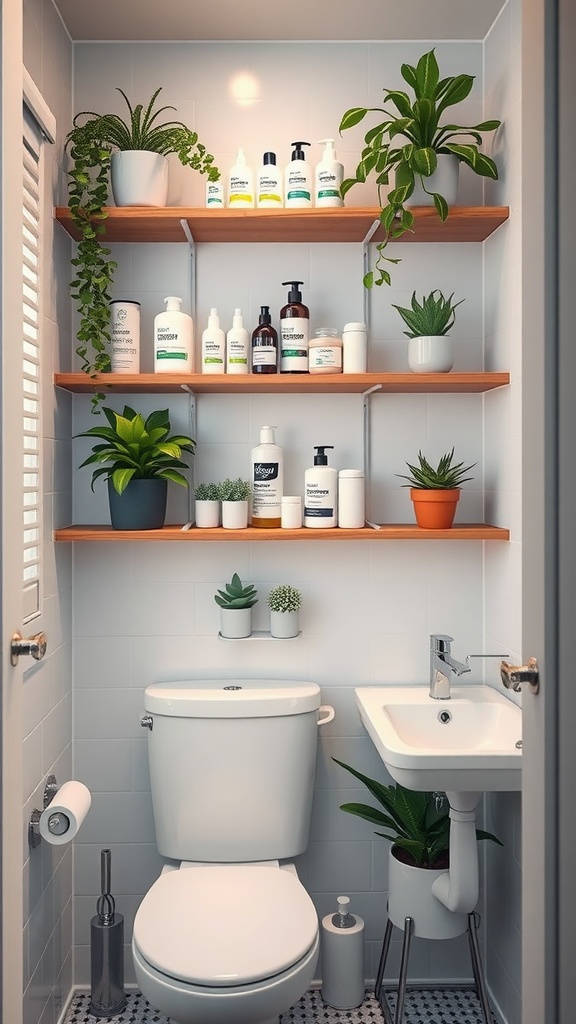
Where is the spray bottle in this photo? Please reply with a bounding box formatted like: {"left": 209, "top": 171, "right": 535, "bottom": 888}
{"left": 315, "top": 139, "right": 344, "bottom": 208}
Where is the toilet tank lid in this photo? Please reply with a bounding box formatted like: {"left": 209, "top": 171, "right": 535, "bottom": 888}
{"left": 144, "top": 679, "right": 321, "bottom": 717}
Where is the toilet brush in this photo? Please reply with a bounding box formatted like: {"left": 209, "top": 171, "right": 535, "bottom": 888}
{"left": 89, "top": 848, "right": 127, "bottom": 1018}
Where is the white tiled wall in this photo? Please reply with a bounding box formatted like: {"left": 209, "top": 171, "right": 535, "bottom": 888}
{"left": 68, "top": 30, "right": 522, "bottom": 1006}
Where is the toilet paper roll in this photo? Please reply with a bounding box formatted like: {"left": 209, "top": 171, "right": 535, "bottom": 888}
{"left": 321, "top": 909, "right": 365, "bottom": 1009}
{"left": 39, "top": 780, "right": 92, "bottom": 845}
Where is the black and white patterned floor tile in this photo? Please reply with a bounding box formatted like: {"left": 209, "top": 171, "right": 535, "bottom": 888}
{"left": 64, "top": 987, "right": 495, "bottom": 1023}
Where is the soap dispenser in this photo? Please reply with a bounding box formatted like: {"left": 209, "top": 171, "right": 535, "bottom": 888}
{"left": 285, "top": 141, "right": 312, "bottom": 208}
{"left": 304, "top": 445, "right": 337, "bottom": 528}
{"left": 315, "top": 139, "right": 344, "bottom": 208}
{"left": 280, "top": 280, "right": 309, "bottom": 373}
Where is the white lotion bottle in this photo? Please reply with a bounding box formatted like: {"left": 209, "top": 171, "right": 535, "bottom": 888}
{"left": 304, "top": 445, "right": 337, "bottom": 528}
{"left": 285, "top": 141, "right": 312, "bottom": 208}
{"left": 257, "top": 152, "right": 283, "bottom": 208}
{"left": 154, "top": 296, "right": 192, "bottom": 373}
{"left": 226, "top": 308, "right": 249, "bottom": 374}
{"left": 227, "top": 148, "right": 254, "bottom": 208}
{"left": 315, "top": 139, "right": 344, "bottom": 208}
{"left": 202, "top": 308, "right": 225, "bottom": 373}
{"left": 251, "top": 425, "right": 283, "bottom": 528}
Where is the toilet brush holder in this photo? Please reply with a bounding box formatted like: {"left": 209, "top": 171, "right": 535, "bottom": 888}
{"left": 89, "top": 849, "right": 127, "bottom": 1018}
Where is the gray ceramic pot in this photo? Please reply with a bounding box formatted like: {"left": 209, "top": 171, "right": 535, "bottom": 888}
{"left": 108, "top": 478, "right": 168, "bottom": 530}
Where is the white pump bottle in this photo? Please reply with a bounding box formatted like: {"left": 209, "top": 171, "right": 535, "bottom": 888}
{"left": 315, "top": 139, "right": 344, "bottom": 208}
{"left": 202, "top": 308, "right": 226, "bottom": 373}
{"left": 154, "top": 296, "right": 193, "bottom": 373}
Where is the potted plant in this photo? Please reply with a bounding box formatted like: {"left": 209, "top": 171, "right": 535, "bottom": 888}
{"left": 66, "top": 87, "right": 220, "bottom": 386}
{"left": 75, "top": 405, "right": 195, "bottom": 530}
{"left": 396, "top": 448, "right": 476, "bottom": 529}
{"left": 218, "top": 477, "right": 251, "bottom": 529}
{"left": 333, "top": 757, "right": 501, "bottom": 938}
{"left": 214, "top": 573, "right": 258, "bottom": 639}
{"left": 194, "top": 481, "right": 221, "bottom": 529}
{"left": 392, "top": 290, "right": 464, "bottom": 373}
{"left": 339, "top": 49, "right": 501, "bottom": 286}
{"left": 268, "top": 585, "right": 302, "bottom": 639}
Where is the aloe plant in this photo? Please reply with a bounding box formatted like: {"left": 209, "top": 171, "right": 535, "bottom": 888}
{"left": 397, "top": 448, "right": 476, "bottom": 490}
{"left": 214, "top": 573, "right": 258, "bottom": 610}
{"left": 268, "top": 585, "right": 302, "bottom": 614}
{"left": 218, "top": 477, "right": 251, "bottom": 501}
{"left": 392, "top": 290, "right": 464, "bottom": 338}
{"left": 194, "top": 481, "right": 220, "bottom": 501}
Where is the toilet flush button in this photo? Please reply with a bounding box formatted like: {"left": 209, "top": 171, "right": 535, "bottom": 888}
{"left": 223, "top": 685, "right": 242, "bottom": 690}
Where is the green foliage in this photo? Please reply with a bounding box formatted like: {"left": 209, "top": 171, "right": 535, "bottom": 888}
{"left": 194, "top": 481, "right": 220, "bottom": 501}
{"left": 333, "top": 757, "right": 502, "bottom": 868}
{"left": 218, "top": 477, "right": 251, "bottom": 501}
{"left": 339, "top": 49, "right": 501, "bottom": 286}
{"left": 392, "top": 290, "right": 464, "bottom": 338}
{"left": 397, "top": 448, "right": 476, "bottom": 490}
{"left": 214, "top": 573, "right": 258, "bottom": 609}
{"left": 75, "top": 405, "right": 195, "bottom": 495}
{"left": 268, "top": 584, "right": 302, "bottom": 613}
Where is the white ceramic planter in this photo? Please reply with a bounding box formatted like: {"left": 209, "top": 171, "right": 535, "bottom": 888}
{"left": 270, "top": 609, "right": 300, "bottom": 639}
{"left": 409, "top": 154, "right": 459, "bottom": 207}
{"left": 219, "top": 607, "right": 252, "bottom": 639}
{"left": 388, "top": 848, "right": 467, "bottom": 940}
{"left": 408, "top": 335, "right": 454, "bottom": 373}
{"left": 194, "top": 499, "right": 220, "bottom": 528}
{"left": 221, "top": 500, "right": 249, "bottom": 529}
{"left": 110, "top": 151, "right": 169, "bottom": 207}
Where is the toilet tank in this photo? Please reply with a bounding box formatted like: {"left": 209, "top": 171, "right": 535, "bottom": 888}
{"left": 143, "top": 679, "right": 322, "bottom": 862}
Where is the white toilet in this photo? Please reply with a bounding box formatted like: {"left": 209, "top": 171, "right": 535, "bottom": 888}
{"left": 132, "top": 678, "right": 334, "bottom": 1024}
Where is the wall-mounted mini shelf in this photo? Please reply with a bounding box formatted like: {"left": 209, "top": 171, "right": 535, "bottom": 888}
{"left": 218, "top": 630, "right": 302, "bottom": 640}
{"left": 54, "top": 206, "right": 509, "bottom": 245}
{"left": 54, "top": 524, "right": 510, "bottom": 543}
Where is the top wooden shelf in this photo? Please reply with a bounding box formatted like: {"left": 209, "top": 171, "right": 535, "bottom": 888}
{"left": 54, "top": 206, "right": 509, "bottom": 245}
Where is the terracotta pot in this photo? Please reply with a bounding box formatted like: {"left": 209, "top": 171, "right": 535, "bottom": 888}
{"left": 410, "top": 488, "right": 460, "bottom": 529}
{"left": 388, "top": 848, "right": 467, "bottom": 940}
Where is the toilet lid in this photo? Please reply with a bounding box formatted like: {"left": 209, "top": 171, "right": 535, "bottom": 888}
{"left": 134, "top": 865, "right": 318, "bottom": 986}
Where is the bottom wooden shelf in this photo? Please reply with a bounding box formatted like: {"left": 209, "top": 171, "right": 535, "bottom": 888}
{"left": 54, "top": 524, "right": 510, "bottom": 542}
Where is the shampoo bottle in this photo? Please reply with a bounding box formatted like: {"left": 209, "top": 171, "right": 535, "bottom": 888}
{"left": 257, "top": 152, "right": 283, "bottom": 208}
{"left": 226, "top": 308, "right": 249, "bottom": 374}
{"left": 251, "top": 306, "right": 278, "bottom": 374}
{"left": 201, "top": 308, "right": 225, "bottom": 373}
{"left": 304, "top": 445, "right": 337, "bottom": 528}
{"left": 154, "top": 296, "right": 192, "bottom": 373}
{"left": 315, "top": 139, "right": 344, "bottom": 207}
{"left": 227, "top": 148, "right": 254, "bottom": 208}
{"left": 285, "top": 141, "right": 312, "bottom": 208}
{"left": 251, "top": 425, "right": 284, "bottom": 528}
{"left": 280, "top": 280, "right": 309, "bottom": 373}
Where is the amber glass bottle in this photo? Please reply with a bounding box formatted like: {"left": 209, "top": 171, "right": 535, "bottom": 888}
{"left": 251, "top": 306, "right": 278, "bottom": 373}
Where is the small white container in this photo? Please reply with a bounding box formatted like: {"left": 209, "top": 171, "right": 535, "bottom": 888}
{"left": 338, "top": 470, "right": 365, "bottom": 529}
{"left": 342, "top": 322, "right": 367, "bottom": 373}
{"left": 110, "top": 300, "right": 140, "bottom": 372}
{"left": 281, "top": 496, "right": 302, "bottom": 529}
{"left": 308, "top": 329, "right": 343, "bottom": 374}
{"left": 205, "top": 180, "right": 224, "bottom": 209}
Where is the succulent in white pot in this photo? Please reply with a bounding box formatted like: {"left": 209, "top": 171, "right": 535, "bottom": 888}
{"left": 392, "top": 290, "right": 464, "bottom": 373}
{"left": 215, "top": 573, "right": 258, "bottom": 639}
{"left": 219, "top": 477, "right": 251, "bottom": 529}
{"left": 268, "top": 584, "right": 302, "bottom": 639}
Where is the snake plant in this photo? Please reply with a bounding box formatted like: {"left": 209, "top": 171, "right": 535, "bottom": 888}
{"left": 392, "top": 290, "right": 464, "bottom": 338}
{"left": 397, "top": 448, "right": 476, "bottom": 490}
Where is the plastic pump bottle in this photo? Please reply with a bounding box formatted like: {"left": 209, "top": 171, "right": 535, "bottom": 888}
{"left": 226, "top": 309, "right": 249, "bottom": 374}
{"left": 251, "top": 425, "right": 284, "bottom": 528}
{"left": 304, "top": 445, "right": 337, "bottom": 528}
{"left": 227, "top": 148, "right": 254, "bottom": 208}
{"left": 315, "top": 139, "right": 344, "bottom": 208}
{"left": 285, "top": 141, "right": 312, "bottom": 208}
{"left": 201, "top": 308, "right": 225, "bottom": 373}
{"left": 280, "top": 280, "right": 309, "bottom": 373}
{"left": 257, "top": 152, "right": 283, "bottom": 208}
{"left": 154, "top": 296, "right": 193, "bottom": 373}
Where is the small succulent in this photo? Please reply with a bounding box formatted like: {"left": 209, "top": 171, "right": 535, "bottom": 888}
{"left": 268, "top": 585, "right": 302, "bottom": 614}
{"left": 214, "top": 573, "right": 258, "bottom": 609}
{"left": 195, "top": 481, "right": 220, "bottom": 501}
{"left": 219, "top": 477, "right": 251, "bottom": 501}
{"left": 392, "top": 290, "right": 464, "bottom": 339}
{"left": 397, "top": 448, "right": 476, "bottom": 490}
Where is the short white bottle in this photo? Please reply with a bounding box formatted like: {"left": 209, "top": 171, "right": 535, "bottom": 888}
{"left": 342, "top": 322, "right": 368, "bottom": 373}
{"left": 304, "top": 445, "right": 337, "bottom": 528}
{"left": 227, "top": 148, "right": 254, "bottom": 208}
{"left": 110, "top": 300, "right": 140, "bottom": 372}
{"left": 226, "top": 308, "right": 249, "bottom": 374}
{"left": 154, "top": 296, "right": 193, "bottom": 373}
{"left": 256, "top": 152, "right": 283, "bottom": 208}
{"left": 338, "top": 470, "right": 365, "bottom": 528}
{"left": 205, "top": 179, "right": 225, "bottom": 209}
{"left": 285, "top": 141, "right": 312, "bottom": 208}
{"left": 315, "top": 139, "right": 344, "bottom": 208}
{"left": 202, "top": 308, "right": 225, "bottom": 373}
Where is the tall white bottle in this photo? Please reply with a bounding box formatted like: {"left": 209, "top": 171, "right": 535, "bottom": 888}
{"left": 285, "top": 141, "right": 312, "bottom": 208}
{"left": 304, "top": 445, "right": 337, "bottom": 528}
{"left": 201, "top": 308, "right": 225, "bottom": 373}
{"left": 227, "top": 148, "right": 254, "bottom": 208}
{"left": 315, "top": 139, "right": 344, "bottom": 208}
{"left": 226, "top": 308, "right": 249, "bottom": 374}
{"left": 256, "top": 152, "right": 283, "bottom": 208}
{"left": 251, "top": 425, "right": 284, "bottom": 528}
{"left": 154, "top": 296, "right": 192, "bottom": 373}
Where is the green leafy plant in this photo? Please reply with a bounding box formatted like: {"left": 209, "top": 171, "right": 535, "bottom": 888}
{"left": 214, "top": 573, "right": 258, "bottom": 610}
{"left": 194, "top": 481, "right": 220, "bottom": 501}
{"left": 66, "top": 88, "right": 220, "bottom": 391}
{"left": 218, "top": 477, "right": 251, "bottom": 501}
{"left": 397, "top": 448, "right": 476, "bottom": 490}
{"left": 75, "top": 405, "right": 195, "bottom": 495}
{"left": 333, "top": 758, "right": 502, "bottom": 869}
{"left": 268, "top": 584, "right": 302, "bottom": 613}
{"left": 339, "top": 49, "right": 501, "bottom": 286}
{"left": 392, "top": 290, "right": 464, "bottom": 338}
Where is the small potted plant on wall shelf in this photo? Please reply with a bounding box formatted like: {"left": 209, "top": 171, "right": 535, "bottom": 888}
{"left": 194, "top": 481, "right": 221, "bottom": 528}
{"left": 392, "top": 290, "right": 464, "bottom": 373}
{"left": 396, "top": 447, "right": 476, "bottom": 529}
{"left": 268, "top": 584, "right": 302, "bottom": 639}
{"left": 215, "top": 574, "right": 258, "bottom": 639}
{"left": 338, "top": 48, "right": 501, "bottom": 286}
{"left": 75, "top": 405, "right": 195, "bottom": 531}
{"left": 218, "top": 477, "right": 251, "bottom": 529}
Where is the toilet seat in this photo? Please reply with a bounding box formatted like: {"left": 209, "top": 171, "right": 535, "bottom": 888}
{"left": 133, "top": 864, "right": 318, "bottom": 987}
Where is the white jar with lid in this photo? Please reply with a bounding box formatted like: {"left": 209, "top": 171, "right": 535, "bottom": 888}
{"left": 281, "top": 496, "right": 302, "bottom": 529}
{"left": 342, "top": 322, "right": 367, "bottom": 373}
{"left": 338, "top": 469, "right": 365, "bottom": 528}
{"left": 308, "top": 328, "right": 343, "bottom": 374}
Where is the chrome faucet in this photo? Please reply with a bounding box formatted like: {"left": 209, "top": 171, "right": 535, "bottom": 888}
{"left": 429, "top": 634, "right": 470, "bottom": 699}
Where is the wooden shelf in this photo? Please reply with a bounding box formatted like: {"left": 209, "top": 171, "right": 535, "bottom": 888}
{"left": 54, "top": 206, "right": 509, "bottom": 245}
{"left": 54, "top": 524, "right": 510, "bottom": 543}
{"left": 55, "top": 371, "right": 510, "bottom": 395}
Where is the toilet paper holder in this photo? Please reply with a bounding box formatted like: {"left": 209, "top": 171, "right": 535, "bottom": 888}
{"left": 29, "top": 774, "right": 62, "bottom": 849}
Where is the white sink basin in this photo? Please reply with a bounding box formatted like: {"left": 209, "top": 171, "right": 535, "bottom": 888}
{"left": 355, "top": 685, "right": 522, "bottom": 791}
